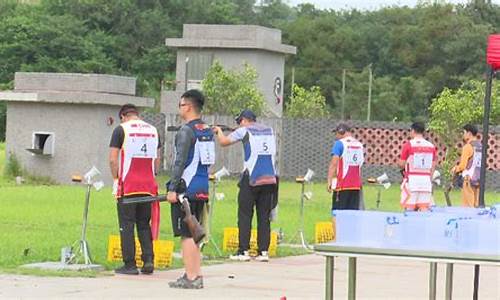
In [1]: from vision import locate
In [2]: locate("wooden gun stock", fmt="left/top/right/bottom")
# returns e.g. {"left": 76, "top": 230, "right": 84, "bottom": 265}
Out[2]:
{"left": 179, "top": 194, "right": 206, "bottom": 244}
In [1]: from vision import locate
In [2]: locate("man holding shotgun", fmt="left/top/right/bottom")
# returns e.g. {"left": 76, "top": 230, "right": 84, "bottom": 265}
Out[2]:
{"left": 167, "top": 89, "right": 214, "bottom": 289}
{"left": 213, "top": 110, "right": 277, "bottom": 262}
{"left": 109, "top": 104, "right": 161, "bottom": 275}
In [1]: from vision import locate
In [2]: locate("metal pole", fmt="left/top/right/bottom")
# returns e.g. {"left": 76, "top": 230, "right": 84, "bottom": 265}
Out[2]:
{"left": 445, "top": 263, "right": 454, "bottom": 300}
{"left": 325, "top": 256, "right": 335, "bottom": 300}
{"left": 184, "top": 56, "right": 189, "bottom": 91}
{"left": 348, "top": 257, "right": 357, "bottom": 300}
{"left": 376, "top": 186, "right": 382, "bottom": 208}
{"left": 81, "top": 184, "right": 91, "bottom": 243}
{"left": 479, "top": 66, "right": 493, "bottom": 208}
{"left": 367, "top": 64, "right": 373, "bottom": 121}
{"left": 291, "top": 67, "right": 295, "bottom": 99}
{"left": 473, "top": 66, "right": 493, "bottom": 299}
{"left": 208, "top": 181, "right": 222, "bottom": 256}
{"left": 209, "top": 181, "right": 216, "bottom": 237}
{"left": 299, "top": 182, "right": 307, "bottom": 249}
{"left": 473, "top": 264, "right": 480, "bottom": 300}
{"left": 429, "top": 262, "right": 437, "bottom": 300}
{"left": 341, "top": 69, "right": 346, "bottom": 120}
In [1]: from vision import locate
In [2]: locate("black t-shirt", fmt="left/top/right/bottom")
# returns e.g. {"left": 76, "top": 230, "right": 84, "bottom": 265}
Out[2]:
{"left": 109, "top": 125, "right": 161, "bottom": 149}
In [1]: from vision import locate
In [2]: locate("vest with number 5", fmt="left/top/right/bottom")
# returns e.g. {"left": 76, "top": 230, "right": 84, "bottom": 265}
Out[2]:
{"left": 182, "top": 120, "right": 215, "bottom": 200}
{"left": 405, "top": 138, "right": 435, "bottom": 192}
{"left": 336, "top": 137, "right": 364, "bottom": 191}
{"left": 244, "top": 124, "right": 277, "bottom": 186}
{"left": 119, "top": 120, "right": 159, "bottom": 197}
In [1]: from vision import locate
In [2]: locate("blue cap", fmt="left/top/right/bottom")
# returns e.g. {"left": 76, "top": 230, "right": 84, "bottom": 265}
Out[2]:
{"left": 235, "top": 109, "right": 257, "bottom": 124}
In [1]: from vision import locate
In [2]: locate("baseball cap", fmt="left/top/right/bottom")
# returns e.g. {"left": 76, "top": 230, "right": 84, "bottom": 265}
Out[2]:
{"left": 332, "top": 123, "right": 351, "bottom": 134}
{"left": 235, "top": 109, "right": 257, "bottom": 124}
{"left": 119, "top": 104, "right": 139, "bottom": 117}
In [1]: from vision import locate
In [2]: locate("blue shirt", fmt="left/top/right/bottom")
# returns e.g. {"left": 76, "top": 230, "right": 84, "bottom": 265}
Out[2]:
{"left": 331, "top": 140, "right": 344, "bottom": 157}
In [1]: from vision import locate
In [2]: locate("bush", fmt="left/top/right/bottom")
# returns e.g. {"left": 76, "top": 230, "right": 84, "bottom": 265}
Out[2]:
{"left": 4, "top": 152, "right": 22, "bottom": 178}
{"left": 202, "top": 61, "right": 265, "bottom": 116}
{"left": 285, "top": 84, "right": 328, "bottom": 118}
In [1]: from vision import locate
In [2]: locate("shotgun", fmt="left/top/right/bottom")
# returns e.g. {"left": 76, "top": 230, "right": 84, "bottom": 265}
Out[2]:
{"left": 121, "top": 194, "right": 205, "bottom": 243}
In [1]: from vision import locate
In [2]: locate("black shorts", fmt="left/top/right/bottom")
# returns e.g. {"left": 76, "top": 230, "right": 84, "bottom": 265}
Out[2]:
{"left": 171, "top": 199, "right": 205, "bottom": 238}
{"left": 332, "top": 190, "right": 360, "bottom": 210}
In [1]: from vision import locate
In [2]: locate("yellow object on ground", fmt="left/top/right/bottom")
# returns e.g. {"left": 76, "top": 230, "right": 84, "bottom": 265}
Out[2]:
{"left": 222, "top": 227, "right": 278, "bottom": 256}
{"left": 107, "top": 235, "right": 174, "bottom": 268}
{"left": 315, "top": 221, "right": 335, "bottom": 244}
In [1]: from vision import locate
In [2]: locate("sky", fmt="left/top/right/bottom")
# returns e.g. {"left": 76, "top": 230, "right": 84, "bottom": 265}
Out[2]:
{"left": 287, "top": 0, "right": 500, "bottom": 10}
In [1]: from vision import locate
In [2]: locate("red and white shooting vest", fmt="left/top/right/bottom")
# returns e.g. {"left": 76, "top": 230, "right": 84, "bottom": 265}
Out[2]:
{"left": 404, "top": 138, "right": 435, "bottom": 193}
{"left": 118, "top": 120, "right": 158, "bottom": 197}
{"left": 335, "top": 137, "right": 364, "bottom": 191}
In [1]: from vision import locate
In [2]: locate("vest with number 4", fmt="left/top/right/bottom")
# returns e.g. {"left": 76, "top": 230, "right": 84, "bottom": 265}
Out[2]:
{"left": 119, "top": 120, "right": 158, "bottom": 197}
{"left": 244, "top": 124, "right": 277, "bottom": 186}
{"left": 405, "top": 138, "right": 435, "bottom": 192}
{"left": 462, "top": 140, "right": 482, "bottom": 186}
{"left": 182, "top": 120, "right": 215, "bottom": 200}
{"left": 336, "top": 137, "right": 364, "bottom": 191}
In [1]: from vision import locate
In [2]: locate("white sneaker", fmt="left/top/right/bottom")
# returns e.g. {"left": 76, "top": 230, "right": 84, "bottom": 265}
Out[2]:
{"left": 255, "top": 251, "right": 269, "bottom": 262}
{"left": 229, "top": 250, "right": 251, "bottom": 261}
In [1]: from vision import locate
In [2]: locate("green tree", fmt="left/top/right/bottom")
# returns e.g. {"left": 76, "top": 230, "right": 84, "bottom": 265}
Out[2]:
{"left": 202, "top": 61, "right": 265, "bottom": 116}
{"left": 285, "top": 84, "right": 327, "bottom": 118}
{"left": 0, "top": 6, "right": 117, "bottom": 84}
{"left": 429, "top": 80, "right": 499, "bottom": 204}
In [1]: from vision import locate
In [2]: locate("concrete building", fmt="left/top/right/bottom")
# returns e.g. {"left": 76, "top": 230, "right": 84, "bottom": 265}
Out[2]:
{"left": 163, "top": 24, "right": 296, "bottom": 117}
{"left": 0, "top": 72, "right": 154, "bottom": 185}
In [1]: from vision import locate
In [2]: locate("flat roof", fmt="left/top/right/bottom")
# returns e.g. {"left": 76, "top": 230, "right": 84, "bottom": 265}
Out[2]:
{"left": 14, "top": 72, "right": 137, "bottom": 96}
{"left": 0, "top": 91, "right": 154, "bottom": 108}
{"left": 166, "top": 24, "right": 296, "bottom": 55}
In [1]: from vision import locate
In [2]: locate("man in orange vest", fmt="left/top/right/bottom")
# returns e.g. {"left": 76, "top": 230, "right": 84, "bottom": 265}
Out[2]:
{"left": 452, "top": 124, "right": 482, "bottom": 207}
{"left": 109, "top": 104, "right": 161, "bottom": 275}
{"left": 399, "top": 122, "right": 437, "bottom": 211}
{"left": 327, "top": 123, "right": 364, "bottom": 211}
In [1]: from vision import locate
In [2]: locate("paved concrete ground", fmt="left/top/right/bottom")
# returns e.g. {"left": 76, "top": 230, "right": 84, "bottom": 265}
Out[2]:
{"left": 1, "top": 255, "right": 499, "bottom": 299}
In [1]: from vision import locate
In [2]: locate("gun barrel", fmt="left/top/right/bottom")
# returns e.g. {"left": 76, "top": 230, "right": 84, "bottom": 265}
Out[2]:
{"left": 121, "top": 195, "right": 167, "bottom": 204}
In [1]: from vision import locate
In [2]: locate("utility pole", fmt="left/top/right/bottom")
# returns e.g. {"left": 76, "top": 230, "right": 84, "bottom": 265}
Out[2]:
{"left": 367, "top": 63, "right": 373, "bottom": 121}
{"left": 341, "top": 69, "right": 346, "bottom": 120}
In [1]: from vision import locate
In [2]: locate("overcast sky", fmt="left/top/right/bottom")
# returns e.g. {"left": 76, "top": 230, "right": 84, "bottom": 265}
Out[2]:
{"left": 286, "top": 0, "right": 500, "bottom": 10}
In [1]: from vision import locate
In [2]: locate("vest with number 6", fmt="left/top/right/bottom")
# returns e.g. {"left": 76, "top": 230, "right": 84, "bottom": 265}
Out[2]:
{"left": 119, "top": 120, "right": 158, "bottom": 197}
{"left": 243, "top": 124, "right": 277, "bottom": 186}
{"left": 336, "top": 137, "right": 364, "bottom": 191}
{"left": 405, "top": 138, "right": 435, "bottom": 192}
{"left": 182, "top": 120, "right": 215, "bottom": 200}
{"left": 462, "top": 140, "right": 482, "bottom": 186}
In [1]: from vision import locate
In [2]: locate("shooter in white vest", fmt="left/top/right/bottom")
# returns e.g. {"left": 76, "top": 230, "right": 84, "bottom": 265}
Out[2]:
{"left": 213, "top": 110, "right": 278, "bottom": 262}
{"left": 399, "top": 122, "right": 437, "bottom": 211}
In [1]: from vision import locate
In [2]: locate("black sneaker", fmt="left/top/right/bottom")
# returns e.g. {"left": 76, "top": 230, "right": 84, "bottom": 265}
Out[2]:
{"left": 114, "top": 265, "right": 139, "bottom": 275}
{"left": 141, "top": 262, "right": 154, "bottom": 274}
{"left": 168, "top": 274, "right": 204, "bottom": 289}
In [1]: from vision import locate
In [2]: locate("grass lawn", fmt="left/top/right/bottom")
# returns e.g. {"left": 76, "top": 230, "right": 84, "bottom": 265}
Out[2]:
{"left": 0, "top": 143, "right": 498, "bottom": 275}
